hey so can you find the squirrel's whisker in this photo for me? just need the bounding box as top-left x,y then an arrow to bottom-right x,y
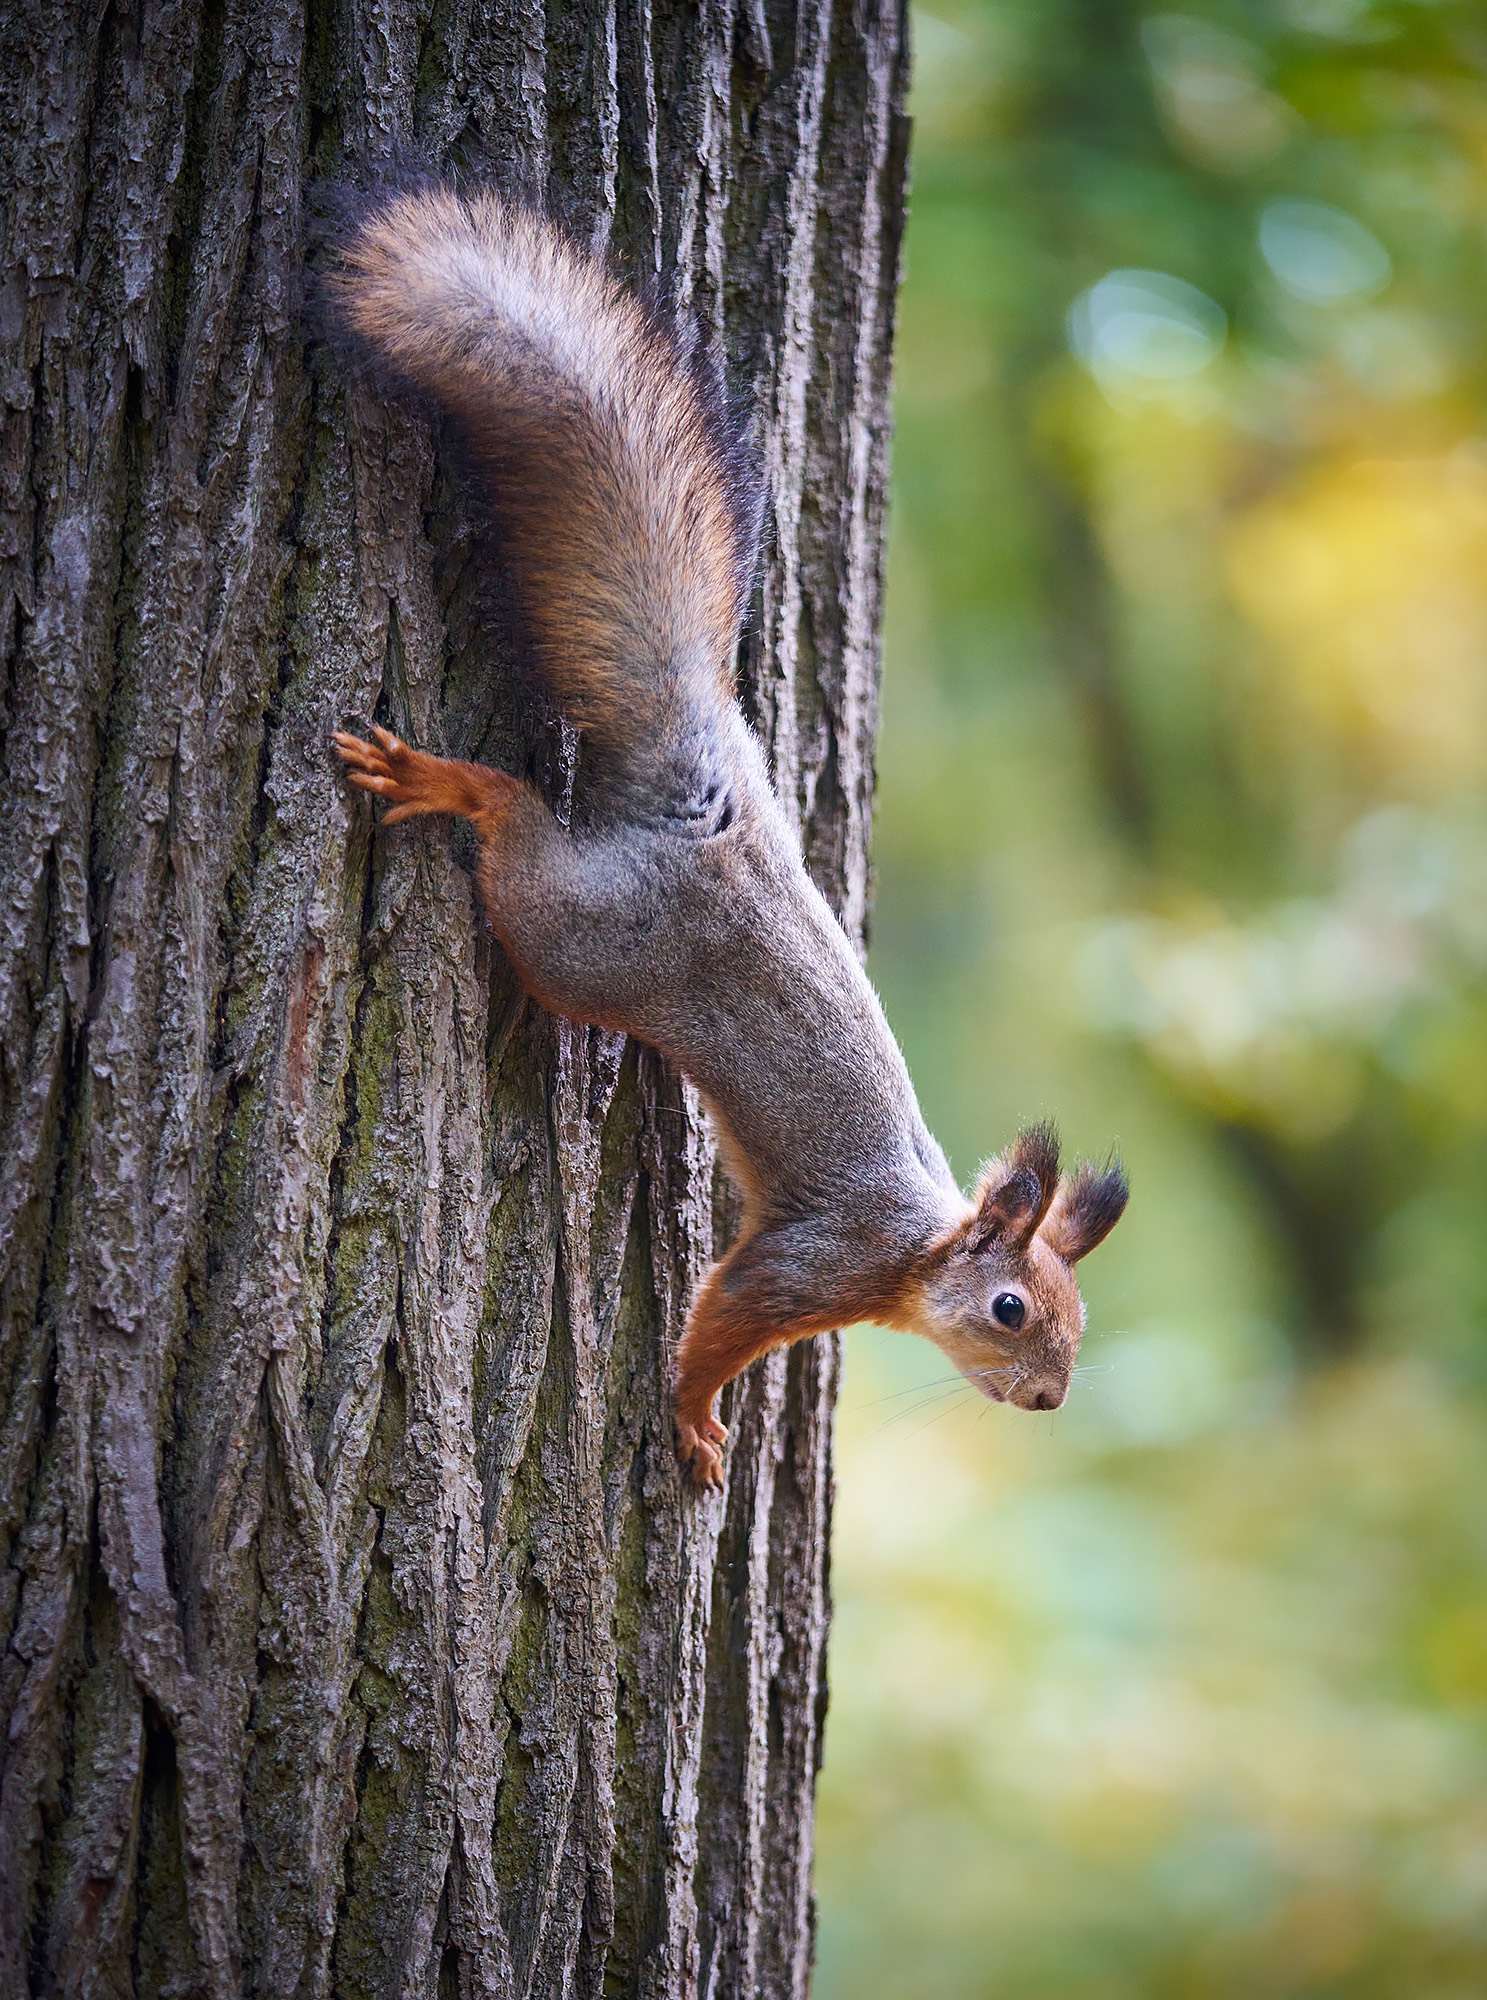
902,1397 -> 978,1444
862,1376 -> 971,1405
876,1385 -> 971,1432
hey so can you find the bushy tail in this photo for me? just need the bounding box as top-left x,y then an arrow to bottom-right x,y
328,187 -> 758,775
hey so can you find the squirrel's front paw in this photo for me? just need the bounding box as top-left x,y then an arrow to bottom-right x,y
676,1415 -> 727,1490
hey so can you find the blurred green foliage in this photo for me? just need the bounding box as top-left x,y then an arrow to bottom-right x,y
814,2 -> 1487,1993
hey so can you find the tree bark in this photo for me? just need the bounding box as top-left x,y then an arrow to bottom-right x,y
0,0 -> 907,1993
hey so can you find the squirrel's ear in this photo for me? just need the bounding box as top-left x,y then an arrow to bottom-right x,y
966,1122 -> 1061,1253
1041,1160 -> 1129,1264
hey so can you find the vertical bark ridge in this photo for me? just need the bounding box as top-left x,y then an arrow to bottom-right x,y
0,0 -> 908,1991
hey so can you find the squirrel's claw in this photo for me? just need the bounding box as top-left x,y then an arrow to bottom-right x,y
332,725 -> 511,831
332,728 -> 414,813
676,1419 -> 725,1490
331,731 -> 390,780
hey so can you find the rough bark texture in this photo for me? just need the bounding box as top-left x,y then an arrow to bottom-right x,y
0,0 -> 907,1993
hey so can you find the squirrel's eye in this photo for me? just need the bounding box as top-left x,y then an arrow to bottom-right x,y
992,1292 -> 1026,1331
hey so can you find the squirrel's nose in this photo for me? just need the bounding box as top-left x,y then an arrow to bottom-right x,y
1032,1388 -> 1063,1411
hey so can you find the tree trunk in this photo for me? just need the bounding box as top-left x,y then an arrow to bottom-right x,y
0,0 -> 907,1992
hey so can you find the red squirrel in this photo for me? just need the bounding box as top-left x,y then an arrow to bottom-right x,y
327,187 -> 1128,1487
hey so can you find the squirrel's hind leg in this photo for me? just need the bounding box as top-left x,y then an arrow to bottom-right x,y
332,725 -> 522,829
335,724 -> 669,1039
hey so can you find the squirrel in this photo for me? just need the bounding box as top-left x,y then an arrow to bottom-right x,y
327,186 -> 1129,1488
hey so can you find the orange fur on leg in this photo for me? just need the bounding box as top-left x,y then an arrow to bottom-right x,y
331,725 -> 518,828
674,1256 -> 834,1489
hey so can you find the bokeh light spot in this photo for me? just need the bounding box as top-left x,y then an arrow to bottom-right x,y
1259,198 -> 1392,303
1067,270 -> 1226,398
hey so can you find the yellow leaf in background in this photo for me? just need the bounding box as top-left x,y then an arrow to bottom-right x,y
1419,1600 -> 1487,1707
1226,454 -> 1487,788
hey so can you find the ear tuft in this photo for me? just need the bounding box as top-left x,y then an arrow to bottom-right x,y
1042,1157 -> 1129,1264
1010,1120 -> 1060,1195
965,1122 -> 1061,1253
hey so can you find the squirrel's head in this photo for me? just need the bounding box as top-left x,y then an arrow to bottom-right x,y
907,1123 -> 1128,1412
